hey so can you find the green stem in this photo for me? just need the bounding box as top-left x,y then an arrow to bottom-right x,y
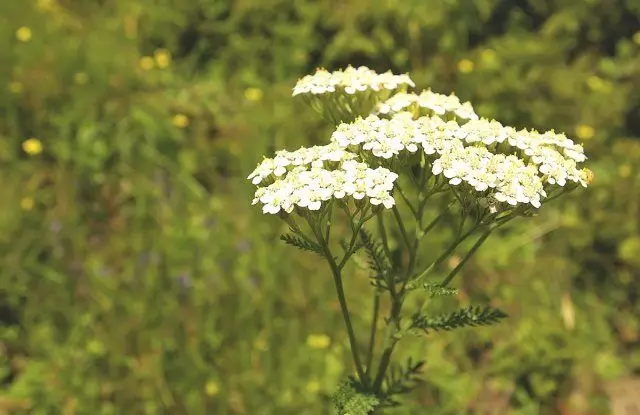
323,241 -> 368,386
377,212 -> 393,267
411,225 -> 478,284
395,184 -> 418,218
392,205 -> 411,252
418,207 -> 448,241
307,215 -> 367,387
372,298 -> 401,392
338,207 -> 369,269
440,230 -> 492,287
365,291 -> 381,376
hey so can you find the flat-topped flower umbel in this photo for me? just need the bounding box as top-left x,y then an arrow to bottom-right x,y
248,66 -> 592,413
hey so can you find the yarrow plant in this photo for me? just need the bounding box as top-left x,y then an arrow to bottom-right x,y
248,66 -> 593,414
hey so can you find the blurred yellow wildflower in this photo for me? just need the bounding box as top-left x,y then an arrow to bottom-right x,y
74,72 -> 89,85
480,49 -> 498,66
172,114 -> 190,128
575,124 -> 595,141
139,56 -> 155,71
633,31 -> 640,45
154,49 -> 171,68
253,337 -> 268,351
306,334 -> 331,349
618,164 -> 631,178
205,381 -> 220,396
244,87 -> 263,102
22,138 -> 43,155
21,197 -> 34,211
9,82 -> 23,94
16,27 -> 32,42
586,75 -> 611,92
457,59 -> 474,74
306,380 -> 321,393
36,0 -> 56,11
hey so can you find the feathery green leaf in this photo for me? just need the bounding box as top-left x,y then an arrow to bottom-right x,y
280,233 -> 324,257
410,306 -> 507,334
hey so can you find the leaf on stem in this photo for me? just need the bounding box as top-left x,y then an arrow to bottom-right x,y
410,306 -> 507,334
280,233 -> 324,257
380,357 -> 425,408
359,229 -> 393,286
421,282 -> 459,297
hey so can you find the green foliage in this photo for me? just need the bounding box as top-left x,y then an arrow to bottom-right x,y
358,229 -> 393,287
331,380 -> 380,415
421,283 -> 459,297
411,306 -> 508,334
0,0 -> 638,413
380,358 -> 425,408
280,233 -> 325,257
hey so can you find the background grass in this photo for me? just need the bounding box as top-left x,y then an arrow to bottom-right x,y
1,0 -> 639,414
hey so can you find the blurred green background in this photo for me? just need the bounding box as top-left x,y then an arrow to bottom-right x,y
1,0 -> 639,414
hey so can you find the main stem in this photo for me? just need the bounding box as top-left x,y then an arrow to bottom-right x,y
320,238 -> 368,386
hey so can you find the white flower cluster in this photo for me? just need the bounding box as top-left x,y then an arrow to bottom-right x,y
331,112 -> 426,158
431,118 -> 589,187
376,90 -> 479,121
247,143 -> 357,185
292,66 -> 415,96
326,113 -> 589,209
251,67 -> 590,216
432,146 -> 546,207
249,145 -> 398,214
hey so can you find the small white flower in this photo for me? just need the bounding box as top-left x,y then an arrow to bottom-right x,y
376,90 -> 479,121
292,66 -> 414,97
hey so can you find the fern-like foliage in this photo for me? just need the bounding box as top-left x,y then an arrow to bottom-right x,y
380,357 -> 425,408
422,282 -> 459,297
359,229 -> 392,288
280,233 -> 324,257
331,379 -> 380,415
410,306 -> 508,334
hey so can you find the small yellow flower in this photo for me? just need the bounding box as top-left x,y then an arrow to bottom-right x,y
618,164 -> 632,178
16,27 -> 32,42
9,82 -> 23,94
253,338 -> 268,351
457,59 -> 474,74
306,380 -> 321,393
154,49 -> 171,69
37,0 -> 56,11
306,334 -> 331,349
575,124 -> 595,141
586,76 -> 605,91
172,114 -> 190,128
480,49 -> 497,65
22,138 -> 43,155
20,197 -> 34,211
633,31 -> 640,46
205,381 -> 220,396
244,87 -> 263,102
74,72 -> 89,85
139,56 -> 155,71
